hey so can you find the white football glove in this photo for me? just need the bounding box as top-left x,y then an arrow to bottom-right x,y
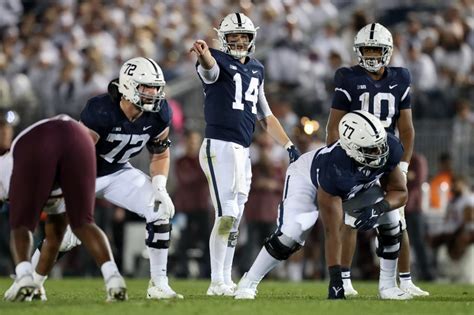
152,175 -> 175,220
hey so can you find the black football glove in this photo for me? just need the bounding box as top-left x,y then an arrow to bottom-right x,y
287,145 -> 301,164
354,199 -> 390,231
328,265 -> 345,300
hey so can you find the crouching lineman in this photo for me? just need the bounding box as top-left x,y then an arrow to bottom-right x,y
234,111 -> 412,300
2,116 -> 127,302
25,57 -> 182,300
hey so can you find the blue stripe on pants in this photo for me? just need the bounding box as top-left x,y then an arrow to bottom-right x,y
206,139 -> 222,216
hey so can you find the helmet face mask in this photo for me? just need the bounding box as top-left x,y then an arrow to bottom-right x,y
118,57 -> 166,112
339,110 -> 389,168
354,23 -> 393,73
215,13 -> 258,59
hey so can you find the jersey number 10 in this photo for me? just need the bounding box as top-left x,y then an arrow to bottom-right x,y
359,92 -> 395,128
232,73 -> 259,114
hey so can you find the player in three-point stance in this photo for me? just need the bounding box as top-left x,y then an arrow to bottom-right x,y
234,111 -> 412,300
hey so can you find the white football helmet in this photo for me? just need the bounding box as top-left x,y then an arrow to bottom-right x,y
215,13 -> 259,59
118,57 -> 166,112
339,110 -> 389,168
353,23 -> 393,73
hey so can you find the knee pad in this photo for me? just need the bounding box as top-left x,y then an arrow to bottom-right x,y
264,231 -> 302,261
145,220 -> 172,249
217,216 -> 235,237
375,221 -> 402,260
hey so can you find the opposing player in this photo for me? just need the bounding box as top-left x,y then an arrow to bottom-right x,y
325,23 -> 427,296
235,111 -> 411,300
190,13 -> 301,296
2,116 -> 127,302
29,57 -> 182,299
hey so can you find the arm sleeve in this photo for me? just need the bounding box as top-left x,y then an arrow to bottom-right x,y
256,80 -> 273,120
331,68 -> 352,111
197,62 -> 220,84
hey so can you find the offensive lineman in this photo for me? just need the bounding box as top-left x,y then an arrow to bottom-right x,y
27,57 -> 182,300
234,111 -> 412,300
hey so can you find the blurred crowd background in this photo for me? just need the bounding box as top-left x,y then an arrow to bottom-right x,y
0,0 -> 473,284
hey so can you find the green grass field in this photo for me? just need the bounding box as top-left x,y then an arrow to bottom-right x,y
0,278 -> 473,315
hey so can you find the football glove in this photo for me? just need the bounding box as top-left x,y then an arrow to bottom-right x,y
287,145 -> 301,164
354,199 -> 390,231
152,175 -> 175,220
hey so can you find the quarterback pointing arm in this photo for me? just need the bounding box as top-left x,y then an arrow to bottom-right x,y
190,12 -> 300,296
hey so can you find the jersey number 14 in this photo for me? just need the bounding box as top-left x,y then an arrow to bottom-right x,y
232,73 -> 258,114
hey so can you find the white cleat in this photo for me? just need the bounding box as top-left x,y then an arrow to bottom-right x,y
226,281 -> 237,293
379,287 -> 413,300
31,285 -> 47,301
147,278 -> 183,299
343,282 -> 359,297
400,281 -> 429,296
234,273 -> 259,300
207,282 -> 235,296
4,274 -> 37,302
105,274 -> 128,302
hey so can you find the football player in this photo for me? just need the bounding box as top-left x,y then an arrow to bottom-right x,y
235,111 -> 411,300
2,116 -> 127,302
325,23 -> 428,297
29,57 -> 182,300
190,13 -> 301,296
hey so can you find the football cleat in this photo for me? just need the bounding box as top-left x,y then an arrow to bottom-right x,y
105,274 -> 128,302
207,282 -> 235,296
226,281 -> 237,293
4,274 -> 37,302
400,281 -> 429,296
343,281 -> 359,297
31,285 -> 47,301
147,278 -> 183,299
379,287 -> 413,300
234,273 -> 259,300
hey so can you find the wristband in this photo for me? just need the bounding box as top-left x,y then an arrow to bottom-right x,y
284,141 -> 293,150
398,161 -> 409,174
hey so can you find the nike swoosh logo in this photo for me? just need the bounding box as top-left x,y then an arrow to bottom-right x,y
252,70 -> 258,74
389,84 -> 398,89
143,126 -> 152,131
